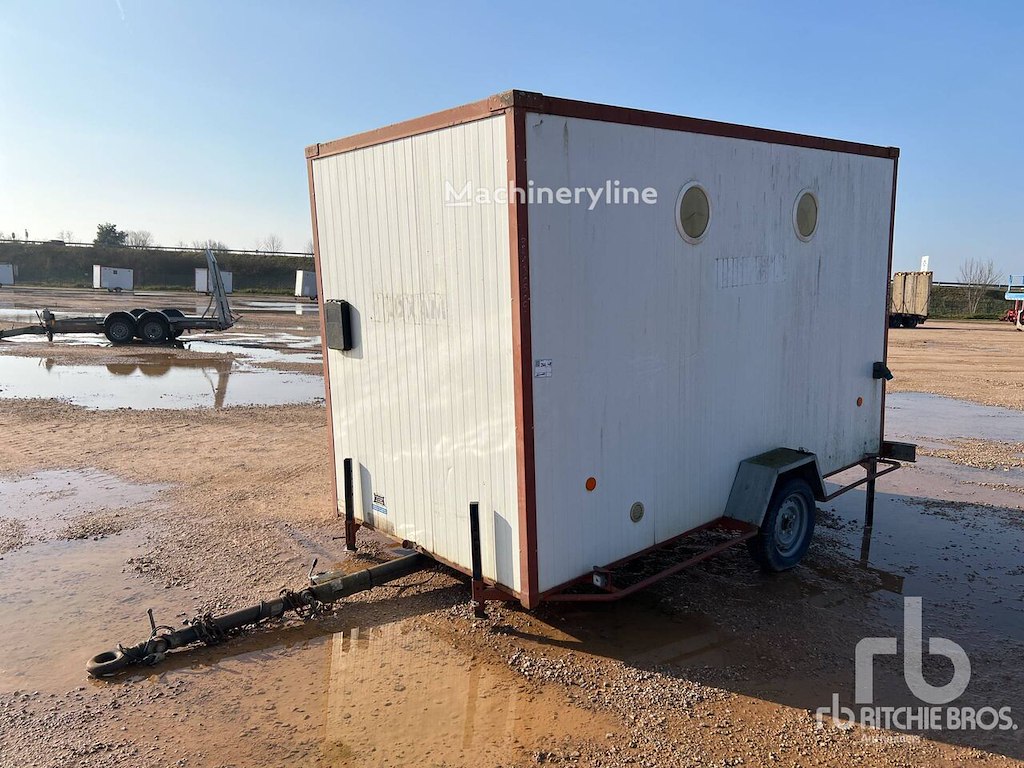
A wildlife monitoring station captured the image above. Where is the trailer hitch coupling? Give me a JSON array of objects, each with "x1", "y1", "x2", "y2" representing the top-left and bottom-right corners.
[{"x1": 86, "y1": 552, "x2": 427, "y2": 679}]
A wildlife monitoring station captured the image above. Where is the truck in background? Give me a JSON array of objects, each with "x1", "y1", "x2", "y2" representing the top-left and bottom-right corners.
[{"x1": 889, "y1": 271, "x2": 932, "y2": 328}]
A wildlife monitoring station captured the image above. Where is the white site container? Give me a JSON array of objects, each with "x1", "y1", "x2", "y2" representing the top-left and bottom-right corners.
[
  {"x1": 295, "y1": 270, "x2": 318, "y2": 299},
  {"x1": 306, "y1": 91, "x2": 899, "y2": 608},
  {"x1": 92, "y1": 265, "x2": 133, "y2": 292},
  {"x1": 195, "y1": 267, "x2": 233, "y2": 294},
  {"x1": 0, "y1": 263, "x2": 15, "y2": 286}
]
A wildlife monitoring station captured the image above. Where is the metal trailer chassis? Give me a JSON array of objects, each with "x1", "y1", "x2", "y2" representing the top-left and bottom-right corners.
[
  {"x1": 0, "y1": 251, "x2": 235, "y2": 345},
  {"x1": 86, "y1": 439, "x2": 915, "y2": 679}
]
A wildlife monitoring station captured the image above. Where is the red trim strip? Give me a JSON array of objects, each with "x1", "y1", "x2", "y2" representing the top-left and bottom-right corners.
[
  {"x1": 506, "y1": 106, "x2": 539, "y2": 609},
  {"x1": 306, "y1": 157, "x2": 340, "y2": 519},
  {"x1": 307, "y1": 90, "x2": 897, "y2": 163},
  {"x1": 517, "y1": 92, "x2": 898, "y2": 160},
  {"x1": 306, "y1": 93, "x2": 513, "y2": 160},
  {"x1": 880, "y1": 157, "x2": 900, "y2": 450}
]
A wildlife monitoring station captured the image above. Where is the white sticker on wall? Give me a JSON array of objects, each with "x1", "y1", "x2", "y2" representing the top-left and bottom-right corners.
[
  {"x1": 534, "y1": 359, "x2": 552, "y2": 378},
  {"x1": 372, "y1": 492, "x2": 388, "y2": 516}
]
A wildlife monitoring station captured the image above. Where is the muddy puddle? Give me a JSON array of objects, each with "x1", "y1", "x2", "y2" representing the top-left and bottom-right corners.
[
  {"x1": 317, "y1": 621, "x2": 613, "y2": 766},
  {"x1": 0, "y1": 354, "x2": 323, "y2": 409},
  {"x1": 824, "y1": 458, "x2": 1024, "y2": 640},
  {"x1": 0, "y1": 469, "x2": 181, "y2": 691},
  {"x1": 187, "y1": 339, "x2": 321, "y2": 365},
  {"x1": 233, "y1": 299, "x2": 320, "y2": 315},
  {"x1": 887, "y1": 392, "x2": 1024, "y2": 441}
]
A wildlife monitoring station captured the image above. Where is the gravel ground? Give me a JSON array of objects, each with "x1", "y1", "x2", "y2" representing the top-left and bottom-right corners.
[{"x1": 0, "y1": 316, "x2": 1023, "y2": 766}]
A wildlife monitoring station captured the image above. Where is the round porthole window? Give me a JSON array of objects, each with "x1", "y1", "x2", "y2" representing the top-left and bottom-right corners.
[
  {"x1": 676, "y1": 183, "x2": 710, "y2": 243},
  {"x1": 794, "y1": 190, "x2": 818, "y2": 241}
]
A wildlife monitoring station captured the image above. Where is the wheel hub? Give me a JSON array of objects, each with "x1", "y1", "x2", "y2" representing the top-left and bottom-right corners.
[{"x1": 773, "y1": 493, "x2": 807, "y2": 557}]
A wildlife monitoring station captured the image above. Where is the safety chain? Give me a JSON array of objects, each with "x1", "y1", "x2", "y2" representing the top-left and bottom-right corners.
[
  {"x1": 279, "y1": 588, "x2": 327, "y2": 621},
  {"x1": 186, "y1": 612, "x2": 228, "y2": 646}
]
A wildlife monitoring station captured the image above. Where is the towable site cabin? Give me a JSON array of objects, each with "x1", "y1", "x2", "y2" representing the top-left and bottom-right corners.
[{"x1": 305, "y1": 90, "x2": 910, "y2": 609}]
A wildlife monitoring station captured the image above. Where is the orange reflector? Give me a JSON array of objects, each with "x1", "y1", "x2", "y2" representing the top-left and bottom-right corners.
[{"x1": 585, "y1": 476, "x2": 597, "y2": 492}]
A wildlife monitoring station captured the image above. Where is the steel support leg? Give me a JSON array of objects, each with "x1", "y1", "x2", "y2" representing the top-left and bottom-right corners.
[
  {"x1": 469, "y1": 501, "x2": 486, "y2": 618},
  {"x1": 864, "y1": 457, "x2": 877, "y2": 529},
  {"x1": 343, "y1": 458, "x2": 357, "y2": 552}
]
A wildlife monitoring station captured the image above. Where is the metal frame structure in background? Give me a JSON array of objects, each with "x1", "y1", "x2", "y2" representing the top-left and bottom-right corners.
[{"x1": 1006, "y1": 275, "x2": 1024, "y2": 328}]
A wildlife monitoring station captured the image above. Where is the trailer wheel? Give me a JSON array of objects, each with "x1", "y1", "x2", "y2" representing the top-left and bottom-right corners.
[
  {"x1": 161, "y1": 308, "x2": 185, "y2": 338},
  {"x1": 747, "y1": 477, "x2": 815, "y2": 572},
  {"x1": 130, "y1": 308, "x2": 148, "y2": 318},
  {"x1": 137, "y1": 312, "x2": 170, "y2": 344},
  {"x1": 103, "y1": 312, "x2": 137, "y2": 345},
  {"x1": 901, "y1": 317, "x2": 919, "y2": 329}
]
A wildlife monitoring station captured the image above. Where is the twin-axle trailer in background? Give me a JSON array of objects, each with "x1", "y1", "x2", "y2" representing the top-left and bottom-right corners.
[
  {"x1": 0, "y1": 263, "x2": 15, "y2": 287},
  {"x1": 295, "y1": 269, "x2": 317, "y2": 300},
  {"x1": 195, "y1": 267, "x2": 233, "y2": 294},
  {"x1": 92, "y1": 265, "x2": 133, "y2": 292},
  {"x1": 2, "y1": 251, "x2": 235, "y2": 344},
  {"x1": 306, "y1": 90, "x2": 913, "y2": 610}
]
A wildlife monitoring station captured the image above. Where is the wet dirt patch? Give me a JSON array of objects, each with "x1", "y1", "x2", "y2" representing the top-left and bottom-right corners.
[
  {"x1": 0, "y1": 518, "x2": 26, "y2": 555},
  {"x1": 0, "y1": 354, "x2": 323, "y2": 409},
  {"x1": 0, "y1": 468, "x2": 175, "y2": 691},
  {"x1": 0, "y1": 468, "x2": 165, "y2": 534},
  {"x1": 59, "y1": 510, "x2": 130, "y2": 540},
  {"x1": 919, "y1": 438, "x2": 1024, "y2": 470}
]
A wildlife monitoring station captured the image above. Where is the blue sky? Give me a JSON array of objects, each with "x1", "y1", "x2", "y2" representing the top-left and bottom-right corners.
[{"x1": 1, "y1": 1, "x2": 1021, "y2": 279}]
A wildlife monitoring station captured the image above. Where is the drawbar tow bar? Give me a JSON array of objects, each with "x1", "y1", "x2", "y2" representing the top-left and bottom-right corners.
[{"x1": 86, "y1": 553, "x2": 427, "y2": 679}]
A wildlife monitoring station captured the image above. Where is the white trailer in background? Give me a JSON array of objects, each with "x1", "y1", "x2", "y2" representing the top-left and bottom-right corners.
[
  {"x1": 0, "y1": 263, "x2": 15, "y2": 287},
  {"x1": 92, "y1": 265, "x2": 133, "y2": 292},
  {"x1": 295, "y1": 269, "x2": 317, "y2": 300},
  {"x1": 195, "y1": 267, "x2": 233, "y2": 294},
  {"x1": 307, "y1": 90, "x2": 913, "y2": 611}
]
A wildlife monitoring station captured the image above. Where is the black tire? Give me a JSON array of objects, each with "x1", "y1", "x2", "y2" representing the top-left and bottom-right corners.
[
  {"x1": 103, "y1": 312, "x2": 137, "y2": 345},
  {"x1": 901, "y1": 317, "x2": 918, "y2": 329},
  {"x1": 136, "y1": 311, "x2": 170, "y2": 344},
  {"x1": 888, "y1": 315, "x2": 901, "y2": 328},
  {"x1": 161, "y1": 308, "x2": 185, "y2": 338},
  {"x1": 747, "y1": 477, "x2": 816, "y2": 572},
  {"x1": 130, "y1": 308, "x2": 148, "y2": 318}
]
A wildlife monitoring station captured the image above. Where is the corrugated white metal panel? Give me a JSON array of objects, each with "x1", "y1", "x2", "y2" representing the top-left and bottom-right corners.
[
  {"x1": 526, "y1": 114, "x2": 894, "y2": 591},
  {"x1": 313, "y1": 115, "x2": 520, "y2": 592}
]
